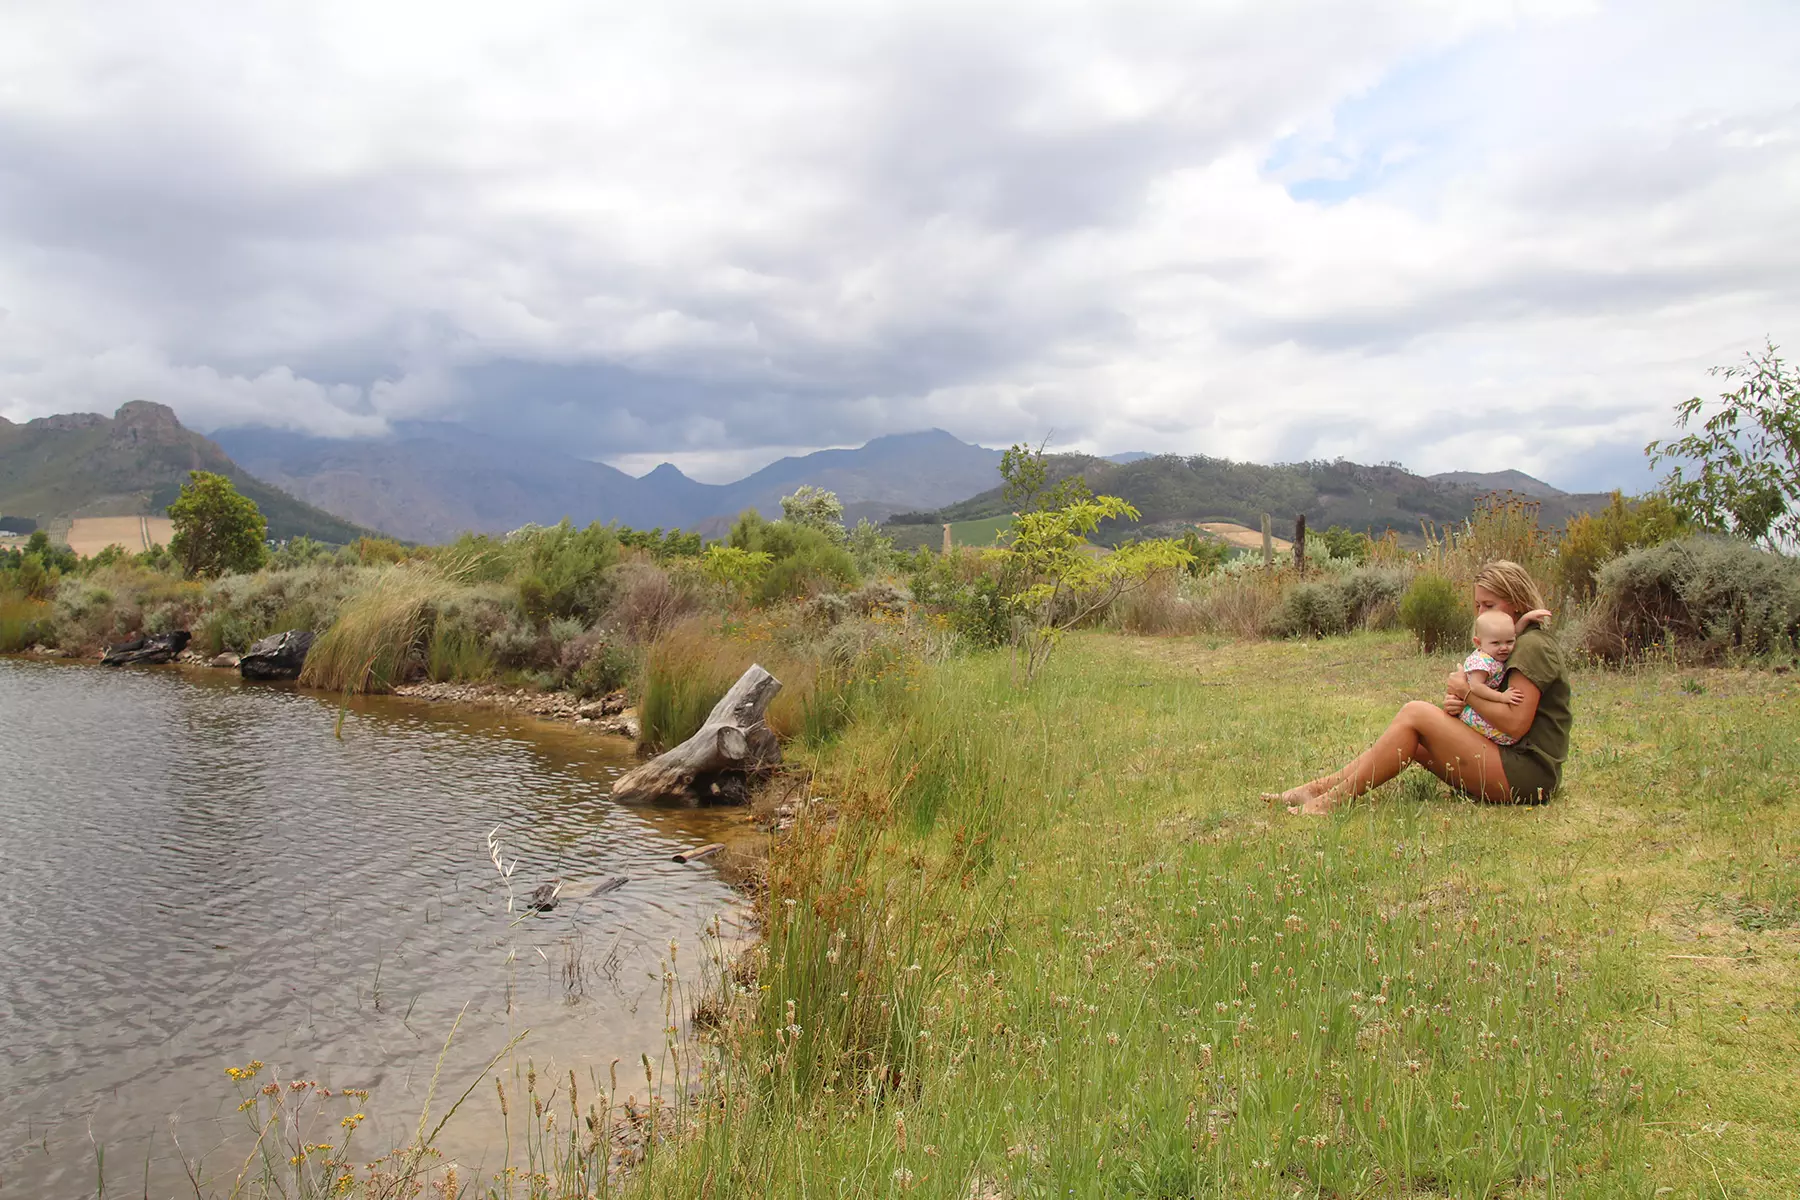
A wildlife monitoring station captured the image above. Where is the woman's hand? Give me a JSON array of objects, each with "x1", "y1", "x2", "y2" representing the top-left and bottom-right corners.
[{"x1": 1442, "y1": 669, "x2": 1469, "y2": 716}]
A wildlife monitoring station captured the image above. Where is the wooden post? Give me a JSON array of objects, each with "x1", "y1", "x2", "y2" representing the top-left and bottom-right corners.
[
  {"x1": 1294, "y1": 513, "x2": 1307, "y2": 577},
  {"x1": 942, "y1": 523, "x2": 953, "y2": 556},
  {"x1": 1261, "y1": 514, "x2": 1273, "y2": 571}
]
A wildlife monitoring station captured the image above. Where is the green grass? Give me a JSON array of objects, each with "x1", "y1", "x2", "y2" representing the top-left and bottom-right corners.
[{"x1": 620, "y1": 631, "x2": 1800, "y2": 1198}]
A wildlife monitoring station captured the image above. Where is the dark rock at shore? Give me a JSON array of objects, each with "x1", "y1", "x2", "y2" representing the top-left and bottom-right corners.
[
  {"x1": 101, "y1": 630, "x2": 191, "y2": 667},
  {"x1": 240, "y1": 630, "x2": 316, "y2": 680}
]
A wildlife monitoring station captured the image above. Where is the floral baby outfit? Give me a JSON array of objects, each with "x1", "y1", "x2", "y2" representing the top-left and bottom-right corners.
[{"x1": 1460, "y1": 650, "x2": 1517, "y2": 745}]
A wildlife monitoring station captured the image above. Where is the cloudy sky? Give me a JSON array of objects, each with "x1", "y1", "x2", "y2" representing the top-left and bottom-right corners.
[{"x1": 2, "y1": 0, "x2": 1796, "y2": 488}]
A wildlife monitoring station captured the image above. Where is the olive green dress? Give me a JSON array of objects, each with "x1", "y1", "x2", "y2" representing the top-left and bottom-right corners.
[{"x1": 1497, "y1": 626, "x2": 1572, "y2": 803}]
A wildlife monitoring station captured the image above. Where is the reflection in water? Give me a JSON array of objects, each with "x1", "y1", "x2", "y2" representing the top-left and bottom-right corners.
[{"x1": 0, "y1": 659, "x2": 747, "y2": 1195}]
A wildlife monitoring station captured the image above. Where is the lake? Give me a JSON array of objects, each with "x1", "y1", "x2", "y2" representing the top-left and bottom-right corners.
[{"x1": 0, "y1": 658, "x2": 749, "y2": 1195}]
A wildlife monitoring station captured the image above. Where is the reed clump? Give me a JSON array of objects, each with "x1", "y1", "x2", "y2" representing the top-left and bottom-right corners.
[
  {"x1": 0, "y1": 588, "x2": 52, "y2": 651},
  {"x1": 300, "y1": 565, "x2": 467, "y2": 693}
]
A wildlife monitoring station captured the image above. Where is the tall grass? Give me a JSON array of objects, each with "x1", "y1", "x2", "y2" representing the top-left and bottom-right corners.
[
  {"x1": 301, "y1": 566, "x2": 465, "y2": 693},
  {"x1": 623, "y1": 635, "x2": 1707, "y2": 1197},
  {"x1": 635, "y1": 618, "x2": 748, "y2": 752},
  {"x1": 426, "y1": 622, "x2": 496, "y2": 682}
]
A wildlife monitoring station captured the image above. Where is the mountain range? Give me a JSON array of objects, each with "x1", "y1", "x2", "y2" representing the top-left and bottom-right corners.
[
  {"x1": 213, "y1": 423, "x2": 1008, "y2": 543},
  {"x1": 7, "y1": 401, "x2": 1615, "y2": 551}
]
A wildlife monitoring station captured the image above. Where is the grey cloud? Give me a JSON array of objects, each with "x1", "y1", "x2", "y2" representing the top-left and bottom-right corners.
[{"x1": 2, "y1": 2, "x2": 1797, "y2": 487}]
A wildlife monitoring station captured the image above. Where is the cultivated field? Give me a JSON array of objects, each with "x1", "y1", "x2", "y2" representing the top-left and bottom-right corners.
[
  {"x1": 1198, "y1": 520, "x2": 1293, "y2": 553},
  {"x1": 64, "y1": 515, "x2": 174, "y2": 558}
]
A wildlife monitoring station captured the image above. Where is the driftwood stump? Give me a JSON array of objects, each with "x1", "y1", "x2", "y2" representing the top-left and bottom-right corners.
[
  {"x1": 101, "y1": 630, "x2": 191, "y2": 666},
  {"x1": 611, "y1": 664, "x2": 782, "y2": 803},
  {"x1": 240, "y1": 629, "x2": 316, "y2": 680}
]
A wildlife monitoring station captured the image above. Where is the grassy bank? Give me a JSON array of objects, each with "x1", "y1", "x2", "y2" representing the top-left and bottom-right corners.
[{"x1": 623, "y1": 632, "x2": 1798, "y2": 1198}]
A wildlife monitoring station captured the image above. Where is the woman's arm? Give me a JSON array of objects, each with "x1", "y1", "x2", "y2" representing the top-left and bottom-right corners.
[{"x1": 1467, "y1": 672, "x2": 1540, "y2": 740}]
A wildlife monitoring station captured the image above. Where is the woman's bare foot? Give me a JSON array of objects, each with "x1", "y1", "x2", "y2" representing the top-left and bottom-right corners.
[
  {"x1": 1262, "y1": 779, "x2": 1329, "y2": 807},
  {"x1": 1288, "y1": 784, "x2": 1350, "y2": 816}
]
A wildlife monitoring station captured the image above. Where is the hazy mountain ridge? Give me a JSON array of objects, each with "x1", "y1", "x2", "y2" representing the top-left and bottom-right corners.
[
  {"x1": 212, "y1": 424, "x2": 1007, "y2": 542},
  {"x1": 0, "y1": 402, "x2": 375, "y2": 545},
  {"x1": 13, "y1": 403, "x2": 1616, "y2": 550}
]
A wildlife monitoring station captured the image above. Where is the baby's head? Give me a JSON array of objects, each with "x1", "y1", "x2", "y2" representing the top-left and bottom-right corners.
[{"x1": 1472, "y1": 610, "x2": 1516, "y2": 661}]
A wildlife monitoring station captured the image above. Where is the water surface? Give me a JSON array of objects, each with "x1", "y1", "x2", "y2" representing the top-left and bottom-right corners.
[{"x1": 0, "y1": 658, "x2": 747, "y2": 1195}]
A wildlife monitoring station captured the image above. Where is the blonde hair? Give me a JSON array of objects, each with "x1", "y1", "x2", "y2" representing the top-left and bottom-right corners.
[{"x1": 1473, "y1": 560, "x2": 1545, "y2": 617}]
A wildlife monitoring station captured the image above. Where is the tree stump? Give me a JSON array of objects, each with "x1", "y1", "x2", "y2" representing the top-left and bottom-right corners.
[{"x1": 610, "y1": 664, "x2": 782, "y2": 803}]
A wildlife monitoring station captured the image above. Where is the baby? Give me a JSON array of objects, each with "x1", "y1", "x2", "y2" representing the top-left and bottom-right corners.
[{"x1": 1458, "y1": 609, "x2": 1548, "y2": 744}]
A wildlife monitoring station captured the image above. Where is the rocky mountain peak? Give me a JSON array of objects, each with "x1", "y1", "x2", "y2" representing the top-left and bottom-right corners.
[
  {"x1": 26, "y1": 412, "x2": 108, "y2": 432},
  {"x1": 111, "y1": 400, "x2": 185, "y2": 444}
]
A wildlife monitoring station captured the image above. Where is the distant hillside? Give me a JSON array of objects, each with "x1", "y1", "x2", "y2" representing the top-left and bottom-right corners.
[
  {"x1": 908, "y1": 453, "x2": 1612, "y2": 547},
  {"x1": 0, "y1": 403, "x2": 377, "y2": 545},
  {"x1": 213, "y1": 424, "x2": 1007, "y2": 543},
  {"x1": 1428, "y1": 469, "x2": 1567, "y2": 499}
]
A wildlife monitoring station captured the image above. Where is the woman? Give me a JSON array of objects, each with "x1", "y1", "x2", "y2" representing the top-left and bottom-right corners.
[{"x1": 1268, "y1": 560, "x2": 1572, "y2": 815}]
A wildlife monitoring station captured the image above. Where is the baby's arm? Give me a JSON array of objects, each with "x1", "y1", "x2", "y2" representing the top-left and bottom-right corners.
[
  {"x1": 1464, "y1": 669, "x2": 1521, "y2": 706},
  {"x1": 1515, "y1": 608, "x2": 1552, "y2": 633}
]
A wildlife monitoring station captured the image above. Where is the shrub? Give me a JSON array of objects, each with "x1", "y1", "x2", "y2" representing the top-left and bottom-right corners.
[
  {"x1": 1192, "y1": 573, "x2": 1283, "y2": 640},
  {"x1": 1583, "y1": 537, "x2": 1800, "y2": 661},
  {"x1": 198, "y1": 564, "x2": 361, "y2": 653},
  {"x1": 1266, "y1": 581, "x2": 1349, "y2": 639},
  {"x1": 1400, "y1": 572, "x2": 1466, "y2": 654},
  {"x1": 1337, "y1": 566, "x2": 1409, "y2": 629},
  {"x1": 731, "y1": 513, "x2": 861, "y2": 604},
  {"x1": 489, "y1": 611, "x2": 558, "y2": 672},
  {"x1": 908, "y1": 548, "x2": 1011, "y2": 647},
  {"x1": 756, "y1": 526, "x2": 859, "y2": 604},
  {"x1": 53, "y1": 576, "x2": 135, "y2": 651},
  {"x1": 1553, "y1": 492, "x2": 1687, "y2": 602},
  {"x1": 1114, "y1": 571, "x2": 1202, "y2": 635},
  {"x1": 606, "y1": 558, "x2": 703, "y2": 642},
  {"x1": 509, "y1": 521, "x2": 623, "y2": 623},
  {"x1": 566, "y1": 636, "x2": 635, "y2": 699}
]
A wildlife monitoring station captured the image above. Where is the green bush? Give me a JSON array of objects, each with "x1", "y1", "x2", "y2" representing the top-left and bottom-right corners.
[
  {"x1": 1266, "y1": 581, "x2": 1349, "y2": 638},
  {"x1": 1553, "y1": 491, "x2": 1687, "y2": 601},
  {"x1": 509, "y1": 520, "x2": 623, "y2": 623},
  {"x1": 730, "y1": 517, "x2": 859, "y2": 604},
  {"x1": 1584, "y1": 536, "x2": 1800, "y2": 661},
  {"x1": 1336, "y1": 566, "x2": 1408, "y2": 628},
  {"x1": 0, "y1": 590, "x2": 53, "y2": 651},
  {"x1": 1399, "y1": 572, "x2": 1466, "y2": 654},
  {"x1": 566, "y1": 636, "x2": 635, "y2": 698}
]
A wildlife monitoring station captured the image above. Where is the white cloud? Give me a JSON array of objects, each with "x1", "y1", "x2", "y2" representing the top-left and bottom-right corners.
[{"x1": 1, "y1": 0, "x2": 1795, "y2": 491}]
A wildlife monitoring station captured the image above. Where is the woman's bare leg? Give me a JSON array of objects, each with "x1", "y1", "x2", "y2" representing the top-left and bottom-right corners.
[{"x1": 1290, "y1": 701, "x2": 1512, "y2": 814}]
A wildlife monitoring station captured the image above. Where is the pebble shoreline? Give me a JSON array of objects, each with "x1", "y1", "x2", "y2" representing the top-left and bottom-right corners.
[{"x1": 16, "y1": 644, "x2": 642, "y2": 740}]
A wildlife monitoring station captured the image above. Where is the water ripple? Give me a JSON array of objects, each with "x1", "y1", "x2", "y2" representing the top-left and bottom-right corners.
[{"x1": 0, "y1": 659, "x2": 745, "y2": 1195}]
